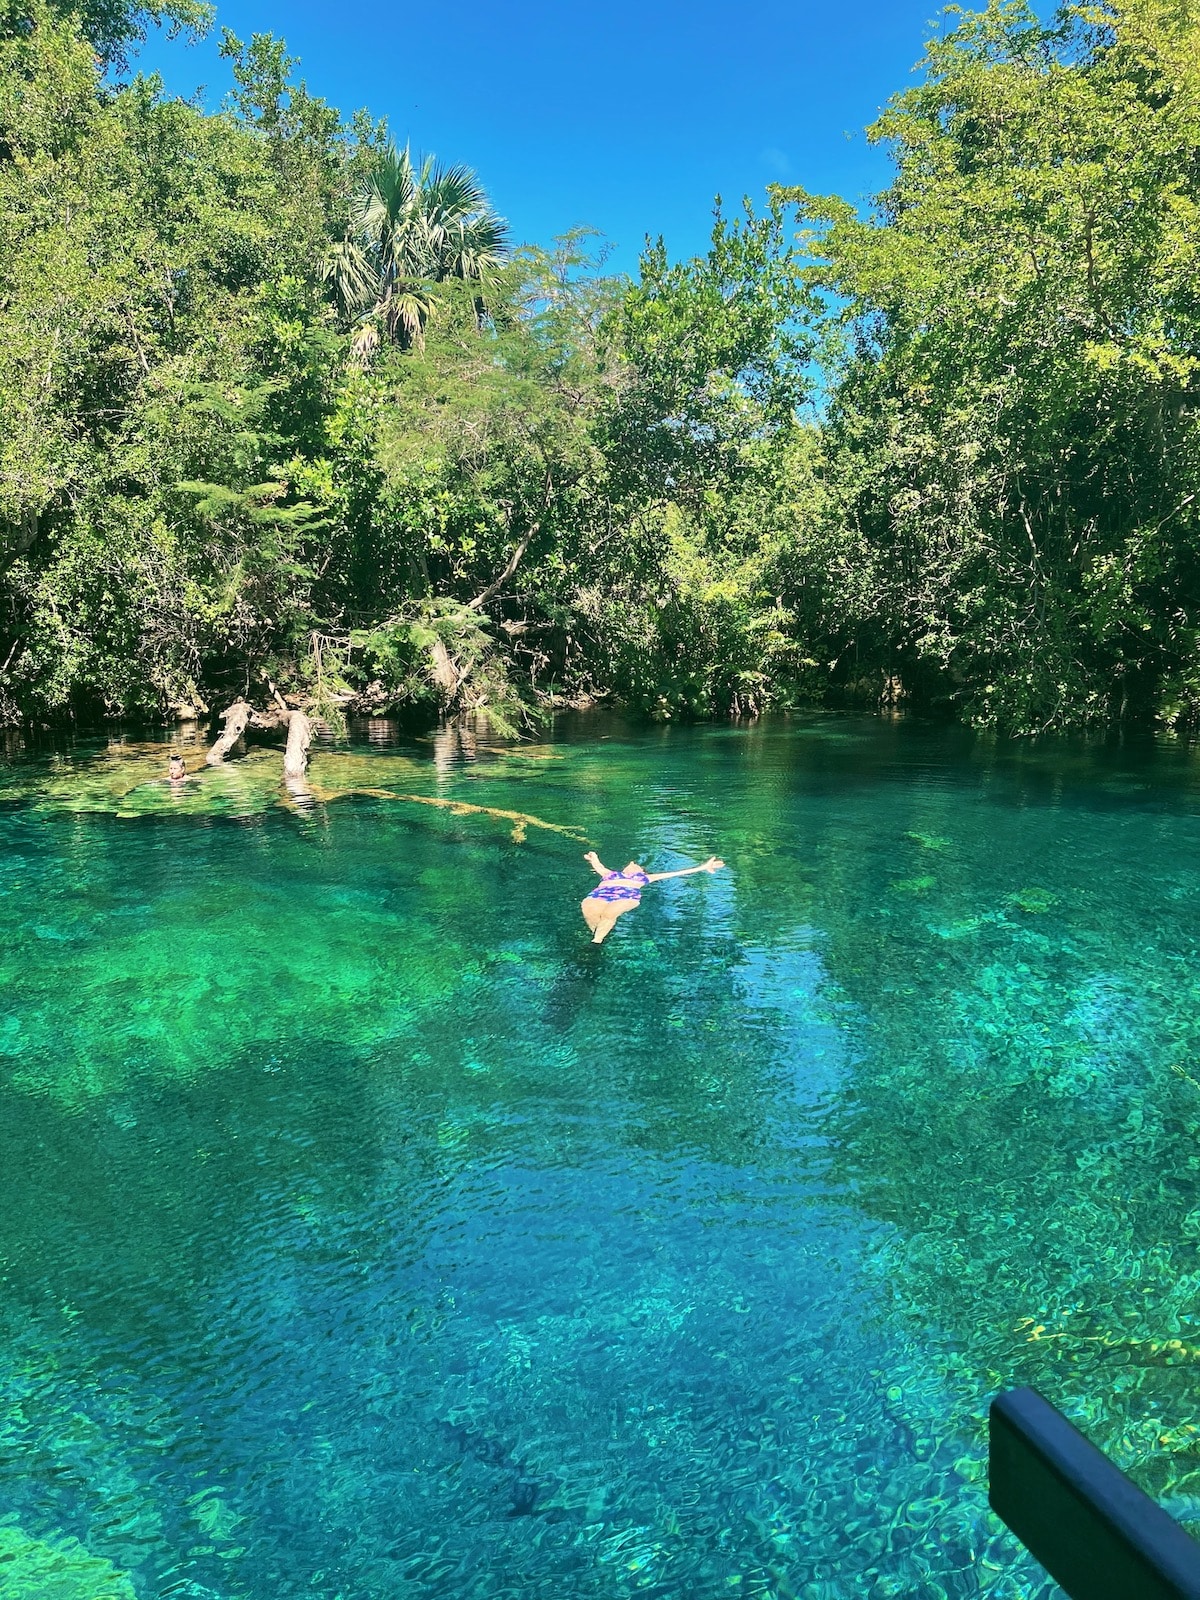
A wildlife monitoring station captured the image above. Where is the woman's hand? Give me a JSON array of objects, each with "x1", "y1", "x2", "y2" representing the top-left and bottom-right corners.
[{"x1": 703, "y1": 856, "x2": 725, "y2": 872}]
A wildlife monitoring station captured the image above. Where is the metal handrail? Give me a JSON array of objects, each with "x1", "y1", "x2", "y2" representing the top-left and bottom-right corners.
[{"x1": 989, "y1": 1387, "x2": 1200, "y2": 1600}]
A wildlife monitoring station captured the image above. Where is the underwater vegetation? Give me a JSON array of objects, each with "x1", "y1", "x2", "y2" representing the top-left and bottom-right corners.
[
  {"x1": 0, "y1": 1527, "x2": 137, "y2": 1600},
  {"x1": 1005, "y1": 888, "x2": 1058, "y2": 915},
  {"x1": 904, "y1": 832, "x2": 953, "y2": 852}
]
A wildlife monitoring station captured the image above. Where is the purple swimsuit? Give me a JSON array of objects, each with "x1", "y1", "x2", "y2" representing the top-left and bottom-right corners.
[{"x1": 588, "y1": 869, "x2": 650, "y2": 904}]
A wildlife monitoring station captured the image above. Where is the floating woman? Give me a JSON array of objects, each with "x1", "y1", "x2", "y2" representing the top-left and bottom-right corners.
[{"x1": 581, "y1": 849, "x2": 724, "y2": 944}]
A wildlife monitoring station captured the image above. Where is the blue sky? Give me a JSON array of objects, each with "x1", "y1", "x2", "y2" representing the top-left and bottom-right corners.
[{"x1": 136, "y1": 1, "x2": 963, "y2": 274}]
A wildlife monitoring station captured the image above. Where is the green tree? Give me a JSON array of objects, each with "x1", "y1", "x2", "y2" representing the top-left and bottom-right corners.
[
  {"x1": 0, "y1": 0, "x2": 211, "y2": 71},
  {"x1": 325, "y1": 143, "x2": 510, "y2": 356},
  {"x1": 792, "y1": 0, "x2": 1200, "y2": 729},
  {"x1": 0, "y1": 9, "x2": 354, "y2": 720}
]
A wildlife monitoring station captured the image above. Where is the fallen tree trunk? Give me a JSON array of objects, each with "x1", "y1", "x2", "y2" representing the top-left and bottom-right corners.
[
  {"x1": 283, "y1": 710, "x2": 312, "y2": 778},
  {"x1": 206, "y1": 699, "x2": 252, "y2": 765},
  {"x1": 207, "y1": 699, "x2": 314, "y2": 782},
  {"x1": 307, "y1": 784, "x2": 589, "y2": 845}
]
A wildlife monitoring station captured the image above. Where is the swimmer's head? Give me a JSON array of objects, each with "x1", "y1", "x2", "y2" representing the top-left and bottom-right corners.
[{"x1": 623, "y1": 862, "x2": 643, "y2": 876}]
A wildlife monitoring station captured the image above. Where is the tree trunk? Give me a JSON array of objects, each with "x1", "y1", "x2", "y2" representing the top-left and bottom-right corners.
[
  {"x1": 206, "y1": 699, "x2": 252, "y2": 765},
  {"x1": 283, "y1": 709, "x2": 312, "y2": 778},
  {"x1": 0, "y1": 508, "x2": 40, "y2": 577},
  {"x1": 429, "y1": 638, "x2": 460, "y2": 700}
]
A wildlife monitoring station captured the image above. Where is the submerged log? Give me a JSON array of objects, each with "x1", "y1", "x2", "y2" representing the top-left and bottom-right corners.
[
  {"x1": 306, "y1": 784, "x2": 589, "y2": 845},
  {"x1": 283, "y1": 771, "x2": 315, "y2": 813},
  {"x1": 206, "y1": 699, "x2": 252, "y2": 765}
]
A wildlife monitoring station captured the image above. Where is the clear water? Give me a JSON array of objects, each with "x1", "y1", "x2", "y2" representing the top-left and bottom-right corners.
[{"x1": 3, "y1": 713, "x2": 1200, "y2": 1600}]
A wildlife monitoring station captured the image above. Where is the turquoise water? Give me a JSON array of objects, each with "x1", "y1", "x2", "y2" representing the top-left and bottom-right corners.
[{"x1": 3, "y1": 714, "x2": 1200, "y2": 1599}]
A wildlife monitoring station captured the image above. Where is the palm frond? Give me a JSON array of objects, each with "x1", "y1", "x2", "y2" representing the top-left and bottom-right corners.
[
  {"x1": 430, "y1": 216, "x2": 510, "y2": 283},
  {"x1": 386, "y1": 285, "x2": 437, "y2": 349},
  {"x1": 350, "y1": 321, "x2": 381, "y2": 363},
  {"x1": 334, "y1": 143, "x2": 510, "y2": 347},
  {"x1": 419, "y1": 162, "x2": 492, "y2": 224},
  {"x1": 321, "y1": 235, "x2": 379, "y2": 319}
]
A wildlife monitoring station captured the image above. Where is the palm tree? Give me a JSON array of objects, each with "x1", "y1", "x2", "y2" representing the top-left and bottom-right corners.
[{"x1": 324, "y1": 145, "x2": 510, "y2": 357}]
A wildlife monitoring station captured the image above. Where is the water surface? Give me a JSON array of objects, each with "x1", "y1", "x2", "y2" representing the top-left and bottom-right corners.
[{"x1": 3, "y1": 714, "x2": 1200, "y2": 1599}]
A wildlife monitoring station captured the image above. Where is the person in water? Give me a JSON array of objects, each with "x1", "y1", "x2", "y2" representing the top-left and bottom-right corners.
[
  {"x1": 581, "y1": 849, "x2": 724, "y2": 944},
  {"x1": 168, "y1": 753, "x2": 187, "y2": 781}
]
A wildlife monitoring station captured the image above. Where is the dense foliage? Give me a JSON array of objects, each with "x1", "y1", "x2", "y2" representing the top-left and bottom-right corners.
[
  {"x1": 2, "y1": 0, "x2": 1200, "y2": 732},
  {"x1": 798, "y1": 0, "x2": 1200, "y2": 731}
]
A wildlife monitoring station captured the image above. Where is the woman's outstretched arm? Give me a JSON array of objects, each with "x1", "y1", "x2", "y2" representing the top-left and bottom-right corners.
[
  {"x1": 645, "y1": 856, "x2": 724, "y2": 882},
  {"x1": 584, "y1": 850, "x2": 612, "y2": 877}
]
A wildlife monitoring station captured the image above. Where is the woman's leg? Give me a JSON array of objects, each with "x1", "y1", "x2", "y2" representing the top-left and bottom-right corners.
[{"x1": 581, "y1": 898, "x2": 629, "y2": 943}]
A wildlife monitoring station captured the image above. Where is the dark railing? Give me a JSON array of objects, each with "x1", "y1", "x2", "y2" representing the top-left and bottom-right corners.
[{"x1": 989, "y1": 1387, "x2": 1200, "y2": 1600}]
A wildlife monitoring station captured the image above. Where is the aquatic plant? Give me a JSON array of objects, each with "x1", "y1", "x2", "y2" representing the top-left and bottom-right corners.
[
  {"x1": 0, "y1": 1528, "x2": 137, "y2": 1600},
  {"x1": 1006, "y1": 887, "x2": 1058, "y2": 915}
]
